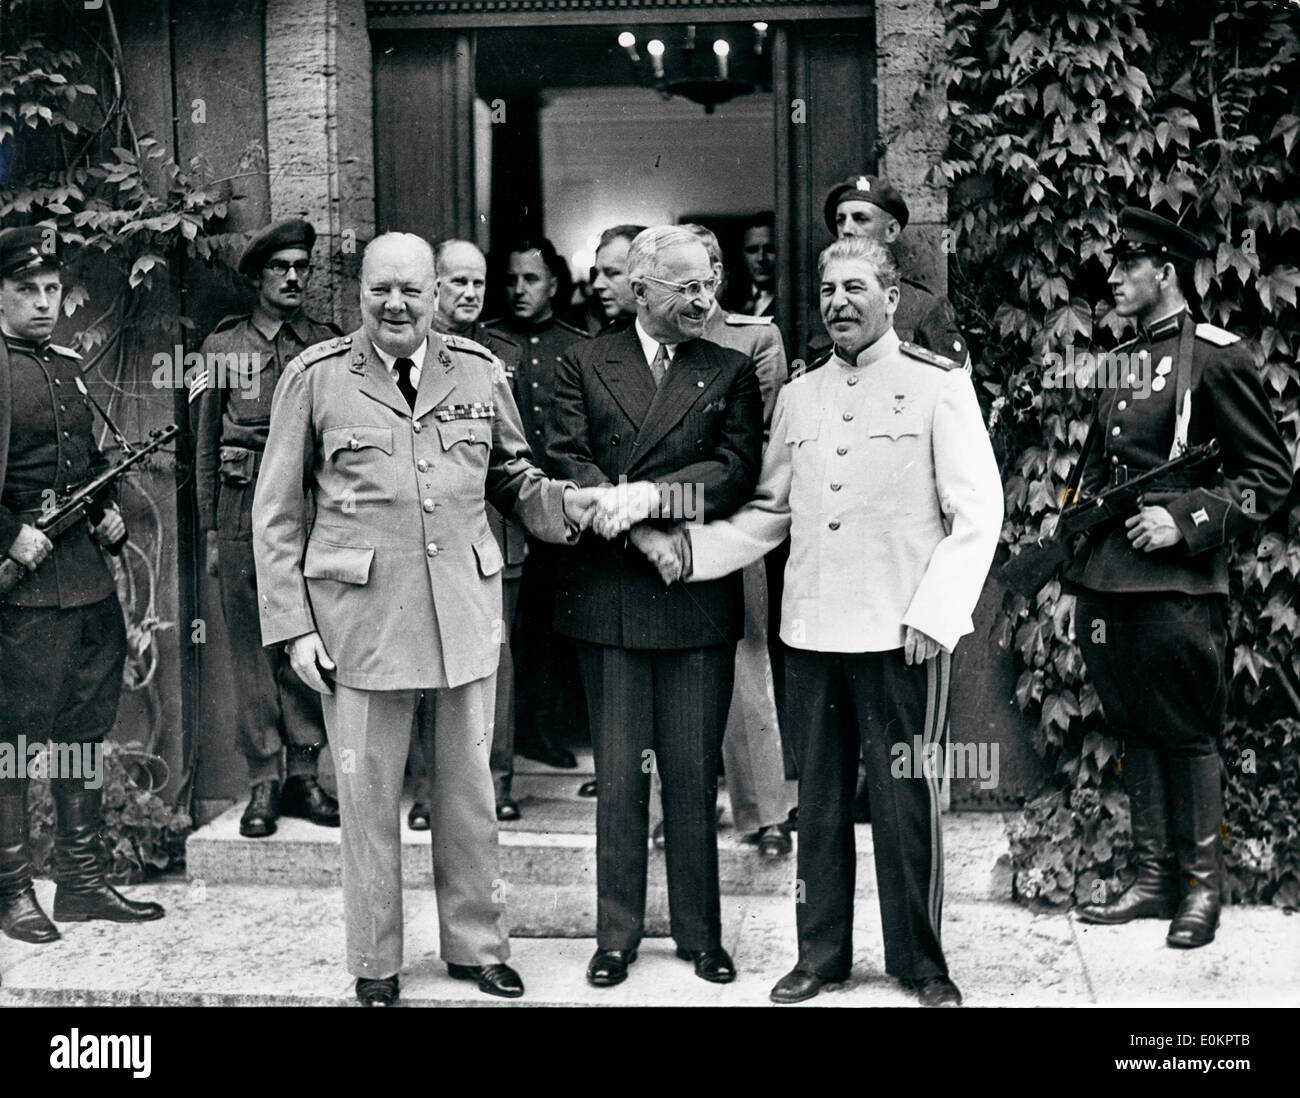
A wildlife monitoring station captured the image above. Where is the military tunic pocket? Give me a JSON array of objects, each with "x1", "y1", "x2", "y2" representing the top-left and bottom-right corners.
[
  {"x1": 472, "y1": 528, "x2": 504, "y2": 578},
  {"x1": 437, "y1": 419, "x2": 491, "y2": 496},
  {"x1": 322, "y1": 425, "x2": 396, "y2": 504},
  {"x1": 303, "y1": 539, "x2": 375, "y2": 584},
  {"x1": 867, "y1": 412, "x2": 922, "y2": 440}
]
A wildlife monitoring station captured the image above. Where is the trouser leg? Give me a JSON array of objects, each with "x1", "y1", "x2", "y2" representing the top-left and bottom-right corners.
[
  {"x1": 576, "y1": 641, "x2": 653, "y2": 951},
  {"x1": 489, "y1": 576, "x2": 521, "y2": 802},
  {"x1": 408, "y1": 696, "x2": 433, "y2": 807},
  {"x1": 428, "y1": 675, "x2": 511, "y2": 965},
  {"x1": 784, "y1": 645, "x2": 856, "y2": 978},
  {"x1": 722, "y1": 561, "x2": 794, "y2": 835},
  {"x1": 845, "y1": 648, "x2": 950, "y2": 982},
  {"x1": 655, "y1": 645, "x2": 733, "y2": 952},
  {"x1": 322, "y1": 684, "x2": 416, "y2": 979}
]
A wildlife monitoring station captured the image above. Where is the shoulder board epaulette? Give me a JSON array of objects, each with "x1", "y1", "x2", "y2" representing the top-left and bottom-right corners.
[
  {"x1": 554, "y1": 319, "x2": 592, "y2": 338},
  {"x1": 480, "y1": 328, "x2": 522, "y2": 350},
  {"x1": 1112, "y1": 334, "x2": 1140, "y2": 353},
  {"x1": 795, "y1": 348, "x2": 834, "y2": 379},
  {"x1": 1195, "y1": 323, "x2": 1240, "y2": 346},
  {"x1": 295, "y1": 334, "x2": 352, "y2": 368},
  {"x1": 442, "y1": 333, "x2": 495, "y2": 362},
  {"x1": 211, "y1": 313, "x2": 250, "y2": 335},
  {"x1": 899, "y1": 341, "x2": 960, "y2": 370},
  {"x1": 49, "y1": 343, "x2": 82, "y2": 360},
  {"x1": 724, "y1": 313, "x2": 775, "y2": 326},
  {"x1": 306, "y1": 316, "x2": 344, "y2": 338}
]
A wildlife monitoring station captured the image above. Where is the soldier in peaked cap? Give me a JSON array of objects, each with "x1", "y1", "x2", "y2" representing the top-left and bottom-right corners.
[
  {"x1": 191, "y1": 217, "x2": 342, "y2": 839},
  {"x1": 0, "y1": 226, "x2": 165, "y2": 953},
  {"x1": 819, "y1": 173, "x2": 970, "y2": 372},
  {"x1": 1071, "y1": 207, "x2": 1291, "y2": 949}
]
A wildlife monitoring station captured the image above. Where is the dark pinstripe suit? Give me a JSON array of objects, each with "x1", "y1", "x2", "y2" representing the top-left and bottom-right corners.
[{"x1": 547, "y1": 328, "x2": 763, "y2": 950}]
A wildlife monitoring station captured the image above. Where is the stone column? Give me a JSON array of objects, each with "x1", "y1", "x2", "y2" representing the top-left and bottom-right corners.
[
  {"x1": 875, "y1": 0, "x2": 950, "y2": 295},
  {"x1": 265, "y1": 0, "x2": 375, "y2": 331}
]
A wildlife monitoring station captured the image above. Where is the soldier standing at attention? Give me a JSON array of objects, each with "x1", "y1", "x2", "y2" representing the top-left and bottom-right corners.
[
  {"x1": 1072, "y1": 208, "x2": 1291, "y2": 948},
  {"x1": 192, "y1": 219, "x2": 341, "y2": 838},
  {"x1": 0, "y1": 227, "x2": 164, "y2": 949}
]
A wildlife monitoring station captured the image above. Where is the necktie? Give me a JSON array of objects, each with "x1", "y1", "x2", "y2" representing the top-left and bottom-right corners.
[
  {"x1": 649, "y1": 343, "x2": 668, "y2": 388},
  {"x1": 394, "y1": 357, "x2": 417, "y2": 410}
]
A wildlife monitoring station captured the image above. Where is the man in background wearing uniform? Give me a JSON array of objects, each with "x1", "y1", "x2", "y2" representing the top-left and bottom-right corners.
[
  {"x1": 1072, "y1": 208, "x2": 1291, "y2": 949},
  {"x1": 409, "y1": 239, "x2": 527, "y2": 823},
  {"x1": 192, "y1": 218, "x2": 341, "y2": 839},
  {"x1": 635, "y1": 239, "x2": 1002, "y2": 1006},
  {"x1": 485, "y1": 239, "x2": 591, "y2": 781},
  {"x1": 738, "y1": 212, "x2": 778, "y2": 320},
  {"x1": 590, "y1": 224, "x2": 645, "y2": 335},
  {"x1": 0, "y1": 227, "x2": 164, "y2": 947}
]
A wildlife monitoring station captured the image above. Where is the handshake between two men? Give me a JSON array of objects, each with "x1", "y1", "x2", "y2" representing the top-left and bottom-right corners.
[{"x1": 567, "y1": 480, "x2": 694, "y2": 586}]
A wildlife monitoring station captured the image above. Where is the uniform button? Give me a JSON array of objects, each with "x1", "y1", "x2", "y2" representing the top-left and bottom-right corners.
[
  {"x1": 62, "y1": 430, "x2": 69, "y2": 438},
  {"x1": 422, "y1": 499, "x2": 435, "y2": 513},
  {"x1": 426, "y1": 542, "x2": 438, "y2": 557},
  {"x1": 828, "y1": 520, "x2": 841, "y2": 531},
  {"x1": 1117, "y1": 400, "x2": 1127, "y2": 411},
  {"x1": 531, "y1": 358, "x2": 539, "y2": 366},
  {"x1": 60, "y1": 404, "x2": 67, "y2": 412},
  {"x1": 53, "y1": 378, "x2": 61, "y2": 386},
  {"x1": 532, "y1": 380, "x2": 539, "y2": 388},
  {"x1": 830, "y1": 482, "x2": 842, "y2": 491},
  {"x1": 533, "y1": 406, "x2": 541, "y2": 413},
  {"x1": 530, "y1": 336, "x2": 539, "y2": 344},
  {"x1": 842, "y1": 412, "x2": 854, "y2": 422},
  {"x1": 1111, "y1": 426, "x2": 1121, "y2": 437},
  {"x1": 847, "y1": 376, "x2": 859, "y2": 386},
  {"x1": 65, "y1": 460, "x2": 72, "y2": 467},
  {"x1": 836, "y1": 446, "x2": 848, "y2": 456},
  {"x1": 412, "y1": 421, "x2": 422, "y2": 433},
  {"x1": 348, "y1": 437, "x2": 359, "y2": 450},
  {"x1": 1111, "y1": 455, "x2": 1120, "y2": 465},
  {"x1": 417, "y1": 459, "x2": 429, "y2": 472}
]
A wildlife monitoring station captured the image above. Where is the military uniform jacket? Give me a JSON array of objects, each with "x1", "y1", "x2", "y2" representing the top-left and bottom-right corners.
[
  {"x1": 690, "y1": 329, "x2": 1003, "y2": 653},
  {"x1": 1066, "y1": 310, "x2": 1291, "y2": 596},
  {"x1": 193, "y1": 310, "x2": 340, "y2": 533},
  {"x1": 547, "y1": 326, "x2": 764, "y2": 650},
  {"x1": 252, "y1": 328, "x2": 576, "y2": 691},
  {"x1": 0, "y1": 335, "x2": 116, "y2": 608},
  {"x1": 701, "y1": 305, "x2": 788, "y2": 428},
  {"x1": 483, "y1": 314, "x2": 590, "y2": 469}
]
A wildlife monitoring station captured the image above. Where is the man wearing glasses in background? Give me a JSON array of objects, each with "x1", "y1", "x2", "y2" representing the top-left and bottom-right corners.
[
  {"x1": 547, "y1": 226, "x2": 763, "y2": 989},
  {"x1": 192, "y1": 218, "x2": 342, "y2": 839}
]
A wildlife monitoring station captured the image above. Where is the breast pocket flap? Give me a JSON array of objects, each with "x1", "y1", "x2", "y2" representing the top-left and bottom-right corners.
[
  {"x1": 323, "y1": 425, "x2": 394, "y2": 461},
  {"x1": 867, "y1": 413, "x2": 923, "y2": 440},
  {"x1": 438, "y1": 420, "x2": 491, "y2": 450}
]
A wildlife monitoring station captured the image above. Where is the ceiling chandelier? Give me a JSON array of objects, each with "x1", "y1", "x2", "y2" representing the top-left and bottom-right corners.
[{"x1": 617, "y1": 23, "x2": 771, "y2": 114}]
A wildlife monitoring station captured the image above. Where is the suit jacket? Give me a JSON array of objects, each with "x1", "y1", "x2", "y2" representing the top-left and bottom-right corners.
[
  {"x1": 253, "y1": 327, "x2": 575, "y2": 691},
  {"x1": 689, "y1": 330, "x2": 1003, "y2": 654},
  {"x1": 547, "y1": 326, "x2": 764, "y2": 650},
  {"x1": 701, "y1": 306, "x2": 788, "y2": 427}
]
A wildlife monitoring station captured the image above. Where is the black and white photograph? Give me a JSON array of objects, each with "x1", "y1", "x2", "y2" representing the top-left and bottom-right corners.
[{"x1": 0, "y1": 0, "x2": 1296, "y2": 1074}]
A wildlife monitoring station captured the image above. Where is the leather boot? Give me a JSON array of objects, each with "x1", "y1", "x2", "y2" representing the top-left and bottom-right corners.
[
  {"x1": 50, "y1": 780, "x2": 165, "y2": 924},
  {"x1": 1076, "y1": 747, "x2": 1179, "y2": 924},
  {"x1": 1165, "y1": 754, "x2": 1223, "y2": 949},
  {"x1": 0, "y1": 787, "x2": 59, "y2": 943}
]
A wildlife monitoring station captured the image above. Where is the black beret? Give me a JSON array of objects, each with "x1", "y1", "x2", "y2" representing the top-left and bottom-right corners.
[
  {"x1": 238, "y1": 218, "x2": 317, "y2": 276},
  {"x1": 0, "y1": 225, "x2": 60, "y2": 279},
  {"x1": 1114, "y1": 207, "x2": 1207, "y2": 264},
  {"x1": 823, "y1": 174, "x2": 910, "y2": 234}
]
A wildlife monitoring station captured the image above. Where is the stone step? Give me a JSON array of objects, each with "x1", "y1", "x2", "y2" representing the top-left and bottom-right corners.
[{"x1": 185, "y1": 791, "x2": 1014, "y2": 937}]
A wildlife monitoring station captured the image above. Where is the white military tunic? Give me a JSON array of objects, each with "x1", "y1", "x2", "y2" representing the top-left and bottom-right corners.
[{"x1": 689, "y1": 327, "x2": 1003, "y2": 653}]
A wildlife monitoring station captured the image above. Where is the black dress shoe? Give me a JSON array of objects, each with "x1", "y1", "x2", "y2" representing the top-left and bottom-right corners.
[
  {"x1": 447, "y1": 962, "x2": 524, "y2": 998},
  {"x1": 1, "y1": 887, "x2": 61, "y2": 943},
  {"x1": 905, "y1": 974, "x2": 963, "y2": 1007},
  {"x1": 586, "y1": 947, "x2": 637, "y2": 987},
  {"x1": 280, "y1": 776, "x2": 340, "y2": 827},
  {"x1": 577, "y1": 780, "x2": 598, "y2": 798},
  {"x1": 756, "y1": 823, "x2": 792, "y2": 857},
  {"x1": 770, "y1": 967, "x2": 842, "y2": 1004},
  {"x1": 496, "y1": 798, "x2": 521, "y2": 822},
  {"x1": 407, "y1": 803, "x2": 430, "y2": 831},
  {"x1": 355, "y1": 975, "x2": 399, "y2": 1006},
  {"x1": 675, "y1": 945, "x2": 736, "y2": 984},
  {"x1": 518, "y1": 739, "x2": 578, "y2": 769},
  {"x1": 239, "y1": 780, "x2": 280, "y2": 838}
]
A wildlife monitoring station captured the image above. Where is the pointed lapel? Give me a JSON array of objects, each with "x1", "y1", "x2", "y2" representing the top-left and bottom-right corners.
[
  {"x1": 412, "y1": 331, "x2": 458, "y2": 421},
  {"x1": 354, "y1": 335, "x2": 411, "y2": 418},
  {"x1": 592, "y1": 327, "x2": 657, "y2": 431},
  {"x1": 629, "y1": 339, "x2": 722, "y2": 464}
]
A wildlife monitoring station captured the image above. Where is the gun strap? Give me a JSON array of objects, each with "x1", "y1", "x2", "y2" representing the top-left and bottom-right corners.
[
  {"x1": 1169, "y1": 314, "x2": 1196, "y2": 458},
  {"x1": 1061, "y1": 409, "x2": 1099, "y2": 509}
]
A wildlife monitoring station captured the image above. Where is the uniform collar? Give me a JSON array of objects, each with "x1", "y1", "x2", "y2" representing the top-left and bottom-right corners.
[
  {"x1": 370, "y1": 337, "x2": 429, "y2": 372},
  {"x1": 250, "y1": 306, "x2": 311, "y2": 344},
  {"x1": 0, "y1": 332, "x2": 49, "y2": 356},
  {"x1": 1137, "y1": 306, "x2": 1188, "y2": 344},
  {"x1": 833, "y1": 327, "x2": 900, "y2": 370}
]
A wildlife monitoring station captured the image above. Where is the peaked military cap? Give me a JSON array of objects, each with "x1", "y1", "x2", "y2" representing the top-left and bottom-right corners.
[
  {"x1": 0, "y1": 225, "x2": 61, "y2": 279},
  {"x1": 1114, "y1": 207, "x2": 1207, "y2": 264},
  {"x1": 238, "y1": 218, "x2": 317, "y2": 277},
  {"x1": 823, "y1": 174, "x2": 910, "y2": 234}
]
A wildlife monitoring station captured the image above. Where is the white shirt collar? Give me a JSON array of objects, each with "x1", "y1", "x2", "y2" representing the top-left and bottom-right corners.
[
  {"x1": 633, "y1": 318, "x2": 676, "y2": 370},
  {"x1": 370, "y1": 336, "x2": 428, "y2": 384}
]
